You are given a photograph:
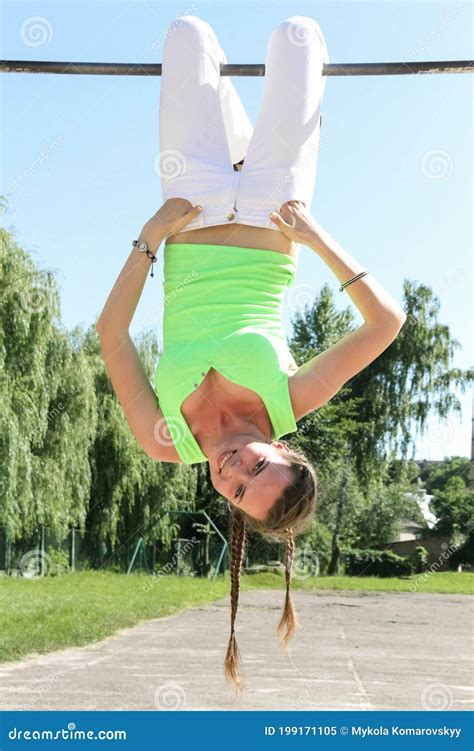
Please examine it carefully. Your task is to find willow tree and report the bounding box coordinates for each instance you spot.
[83,326,197,568]
[0,215,97,545]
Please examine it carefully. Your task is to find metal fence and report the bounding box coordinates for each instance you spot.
[0,521,285,579]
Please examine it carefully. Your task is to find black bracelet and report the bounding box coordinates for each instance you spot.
[339,270,369,292]
[145,249,157,278]
[132,240,158,278]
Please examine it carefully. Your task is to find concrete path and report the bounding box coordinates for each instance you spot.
[0,589,472,711]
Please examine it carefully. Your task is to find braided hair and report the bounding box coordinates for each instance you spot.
[223,441,317,690]
[277,527,299,649]
[223,508,247,691]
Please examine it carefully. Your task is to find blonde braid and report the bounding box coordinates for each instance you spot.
[277,527,299,649]
[224,509,246,691]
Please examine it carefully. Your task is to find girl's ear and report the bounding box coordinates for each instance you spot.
[272,440,290,452]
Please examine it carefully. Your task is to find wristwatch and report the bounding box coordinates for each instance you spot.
[132,239,157,278]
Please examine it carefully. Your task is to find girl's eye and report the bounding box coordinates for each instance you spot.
[234,460,265,500]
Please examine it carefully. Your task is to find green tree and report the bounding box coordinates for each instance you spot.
[417,457,473,536]
[287,280,472,572]
[289,284,365,467]
[345,280,472,480]
[0,217,97,543]
[429,476,474,535]
[418,456,470,494]
[82,326,197,568]
[350,475,427,548]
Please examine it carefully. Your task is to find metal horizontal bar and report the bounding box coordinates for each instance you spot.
[0,59,473,77]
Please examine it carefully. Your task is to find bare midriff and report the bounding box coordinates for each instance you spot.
[165,222,299,261]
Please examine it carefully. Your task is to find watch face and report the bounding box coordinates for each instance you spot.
[137,241,147,251]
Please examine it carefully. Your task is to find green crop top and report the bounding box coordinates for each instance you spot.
[154,243,299,464]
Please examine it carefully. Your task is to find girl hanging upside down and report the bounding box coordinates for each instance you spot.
[96,15,406,691]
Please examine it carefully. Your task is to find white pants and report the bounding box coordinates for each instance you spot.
[158,15,329,233]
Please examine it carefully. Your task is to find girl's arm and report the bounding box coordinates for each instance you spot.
[96,199,203,461]
[270,203,406,420]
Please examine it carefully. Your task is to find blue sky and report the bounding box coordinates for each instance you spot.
[2,0,472,461]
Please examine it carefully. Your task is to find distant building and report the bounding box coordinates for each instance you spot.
[403,482,437,532]
[395,518,426,542]
[378,533,455,571]
[376,485,456,570]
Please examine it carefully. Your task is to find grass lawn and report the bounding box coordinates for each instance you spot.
[0,570,472,663]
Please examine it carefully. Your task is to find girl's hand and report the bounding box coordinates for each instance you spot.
[270,200,321,245]
[141,198,203,246]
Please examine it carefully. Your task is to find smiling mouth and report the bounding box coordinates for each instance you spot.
[218,449,236,474]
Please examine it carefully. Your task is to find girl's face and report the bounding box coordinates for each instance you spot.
[209,439,293,520]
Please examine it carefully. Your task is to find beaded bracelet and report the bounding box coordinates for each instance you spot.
[145,249,157,278]
[132,239,158,278]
